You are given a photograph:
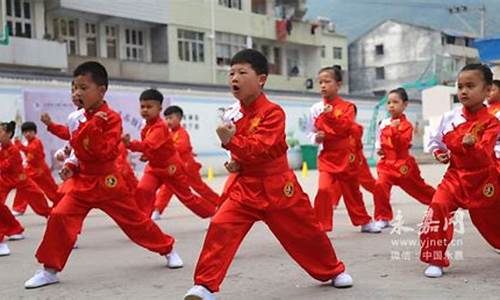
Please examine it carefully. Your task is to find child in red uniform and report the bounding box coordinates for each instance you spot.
[25,61,182,289]
[308,66,380,233]
[12,122,62,215]
[420,64,500,278]
[0,122,51,219]
[0,203,25,256]
[373,88,435,229]
[152,105,220,220]
[317,111,377,232]
[184,49,352,300]
[123,89,216,219]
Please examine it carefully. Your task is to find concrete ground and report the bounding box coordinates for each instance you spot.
[1,164,499,299]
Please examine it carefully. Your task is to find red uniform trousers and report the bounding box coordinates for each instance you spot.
[35,172,175,271]
[374,157,435,221]
[136,164,216,218]
[420,168,500,267]
[323,151,377,226]
[314,171,373,231]
[12,172,62,213]
[154,159,220,214]
[193,172,345,292]
[0,178,51,218]
[0,203,24,241]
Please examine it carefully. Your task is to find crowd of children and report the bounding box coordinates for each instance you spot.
[1,49,499,299]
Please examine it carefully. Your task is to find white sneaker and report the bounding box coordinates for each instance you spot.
[374,220,391,229]
[424,265,443,278]
[24,269,59,289]
[332,272,353,288]
[165,249,183,269]
[11,210,24,217]
[8,233,25,241]
[360,221,382,233]
[151,210,161,221]
[0,242,10,256]
[184,285,215,300]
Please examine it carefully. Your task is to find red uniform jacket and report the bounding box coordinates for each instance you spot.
[488,102,500,116]
[314,96,358,174]
[128,116,182,169]
[15,137,52,179]
[429,106,500,208]
[223,93,304,210]
[0,141,28,187]
[171,126,202,172]
[376,114,416,178]
[67,102,129,199]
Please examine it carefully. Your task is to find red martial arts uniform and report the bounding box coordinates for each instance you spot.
[420,106,500,267]
[154,125,220,214]
[13,137,62,212]
[0,141,51,217]
[128,116,216,218]
[373,114,435,221]
[321,122,377,230]
[310,96,373,231]
[0,203,24,241]
[35,103,174,271]
[192,94,345,292]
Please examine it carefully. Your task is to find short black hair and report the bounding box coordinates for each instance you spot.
[389,87,409,102]
[73,61,109,89]
[230,49,269,76]
[163,105,183,118]
[21,121,37,133]
[493,79,500,88]
[139,88,163,104]
[460,63,493,85]
[319,65,343,82]
[0,121,16,139]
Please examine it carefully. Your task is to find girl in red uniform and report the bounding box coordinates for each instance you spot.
[420,64,500,278]
[0,122,51,218]
[309,66,380,233]
[373,88,435,228]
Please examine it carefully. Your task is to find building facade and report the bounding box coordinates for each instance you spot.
[348,19,479,98]
[0,0,348,93]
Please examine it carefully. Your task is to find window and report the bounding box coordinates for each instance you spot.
[85,22,97,57]
[375,67,385,80]
[177,29,205,62]
[216,32,246,66]
[270,47,282,75]
[286,49,300,77]
[251,0,267,14]
[320,46,326,58]
[53,18,78,55]
[6,0,32,38]
[446,35,456,45]
[105,25,118,58]
[375,44,384,55]
[261,45,270,60]
[333,47,342,59]
[125,28,145,61]
[218,0,242,10]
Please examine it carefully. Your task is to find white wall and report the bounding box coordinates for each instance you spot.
[421,85,458,152]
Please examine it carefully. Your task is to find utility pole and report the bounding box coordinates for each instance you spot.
[448,5,486,38]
